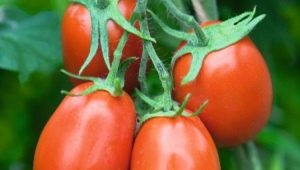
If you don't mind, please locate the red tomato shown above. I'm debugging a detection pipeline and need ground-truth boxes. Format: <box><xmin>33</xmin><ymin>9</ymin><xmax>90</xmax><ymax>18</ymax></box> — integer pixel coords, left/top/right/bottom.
<box><xmin>34</xmin><ymin>83</ymin><xmax>136</xmax><ymax>170</ymax></box>
<box><xmin>131</xmin><ymin>115</ymin><xmax>220</xmax><ymax>170</ymax></box>
<box><xmin>61</xmin><ymin>0</ymin><xmax>142</xmax><ymax>92</ymax></box>
<box><xmin>173</xmin><ymin>21</ymin><xmax>273</xmax><ymax>147</ymax></box>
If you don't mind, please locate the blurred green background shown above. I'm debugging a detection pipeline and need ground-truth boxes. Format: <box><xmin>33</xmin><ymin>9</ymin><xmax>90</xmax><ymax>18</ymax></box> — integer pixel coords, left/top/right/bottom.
<box><xmin>0</xmin><ymin>0</ymin><xmax>299</xmax><ymax>169</ymax></box>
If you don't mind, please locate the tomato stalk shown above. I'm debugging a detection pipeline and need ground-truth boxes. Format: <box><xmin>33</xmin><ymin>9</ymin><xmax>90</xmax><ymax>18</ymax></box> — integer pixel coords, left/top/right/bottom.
<box><xmin>138</xmin><ymin>47</ymin><xmax>149</xmax><ymax>93</ymax></box>
<box><xmin>147</xmin><ymin>9</ymin><xmax>193</xmax><ymax>41</ymax></box>
<box><xmin>191</xmin><ymin>0</ymin><xmax>219</xmax><ymax>22</ymax></box>
<box><xmin>136</xmin><ymin>0</ymin><xmax>173</xmax><ymax>111</ymax></box>
<box><xmin>161</xmin><ymin>0</ymin><xmax>209</xmax><ymax>46</ymax></box>
<box><xmin>105</xmin><ymin>24</ymin><xmax>131</xmax><ymax>94</ymax></box>
<box><xmin>134</xmin><ymin>0</ymin><xmax>149</xmax><ymax>94</ymax></box>
<box><xmin>130</xmin><ymin>0</ymin><xmax>211</xmax><ymax>128</ymax></box>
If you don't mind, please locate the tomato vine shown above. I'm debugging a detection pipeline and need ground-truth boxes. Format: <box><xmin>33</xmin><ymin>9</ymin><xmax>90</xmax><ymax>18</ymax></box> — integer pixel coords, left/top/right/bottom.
<box><xmin>61</xmin><ymin>0</ymin><xmax>267</xmax><ymax>136</ymax></box>
<box><xmin>36</xmin><ymin>0</ymin><xmax>270</xmax><ymax>169</ymax></box>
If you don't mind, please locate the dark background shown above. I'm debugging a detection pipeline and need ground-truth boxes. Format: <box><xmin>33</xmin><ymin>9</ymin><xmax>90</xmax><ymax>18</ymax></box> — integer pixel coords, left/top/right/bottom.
<box><xmin>0</xmin><ymin>0</ymin><xmax>299</xmax><ymax>169</ymax></box>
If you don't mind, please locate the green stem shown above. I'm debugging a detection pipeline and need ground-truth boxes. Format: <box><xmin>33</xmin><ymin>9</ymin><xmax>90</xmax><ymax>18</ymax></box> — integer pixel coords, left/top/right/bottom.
<box><xmin>105</xmin><ymin>2</ymin><xmax>147</xmax><ymax>95</ymax></box>
<box><xmin>246</xmin><ymin>142</ymin><xmax>262</xmax><ymax>170</ymax></box>
<box><xmin>147</xmin><ymin>9</ymin><xmax>193</xmax><ymax>41</ymax></box>
<box><xmin>236</xmin><ymin>146</ymin><xmax>251</xmax><ymax>170</ymax></box>
<box><xmin>135</xmin><ymin>89</ymin><xmax>158</xmax><ymax>107</ymax></box>
<box><xmin>191</xmin><ymin>0</ymin><xmax>219</xmax><ymax>22</ymax></box>
<box><xmin>97</xmin><ymin>0</ymin><xmax>110</xmax><ymax>9</ymax></box>
<box><xmin>137</xmin><ymin>0</ymin><xmax>173</xmax><ymax>111</ymax></box>
<box><xmin>136</xmin><ymin>0</ymin><xmax>149</xmax><ymax>93</ymax></box>
<box><xmin>105</xmin><ymin>31</ymin><xmax>128</xmax><ymax>86</ymax></box>
<box><xmin>105</xmin><ymin>1</ymin><xmax>147</xmax><ymax>87</ymax></box>
<box><xmin>143</xmin><ymin>35</ymin><xmax>172</xmax><ymax>111</ymax></box>
<box><xmin>105</xmin><ymin>12</ymin><xmax>136</xmax><ymax>89</ymax></box>
<box><xmin>113</xmin><ymin>78</ymin><xmax>123</xmax><ymax>96</ymax></box>
<box><xmin>138</xmin><ymin>46</ymin><xmax>149</xmax><ymax>94</ymax></box>
<box><xmin>161</xmin><ymin>0</ymin><xmax>208</xmax><ymax>46</ymax></box>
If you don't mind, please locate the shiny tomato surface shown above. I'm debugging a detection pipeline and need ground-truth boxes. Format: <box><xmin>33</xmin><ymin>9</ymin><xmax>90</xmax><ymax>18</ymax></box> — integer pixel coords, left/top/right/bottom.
<box><xmin>62</xmin><ymin>0</ymin><xmax>142</xmax><ymax>92</ymax></box>
<box><xmin>131</xmin><ymin>115</ymin><xmax>220</xmax><ymax>170</ymax></box>
<box><xmin>173</xmin><ymin>22</ymin><xmax>273</xmax><ymax>147</ymax></box>
<box><xmin>34</xmin><ymin>83</ymin><xmax>136</xmax><ymax>170</ymax></box>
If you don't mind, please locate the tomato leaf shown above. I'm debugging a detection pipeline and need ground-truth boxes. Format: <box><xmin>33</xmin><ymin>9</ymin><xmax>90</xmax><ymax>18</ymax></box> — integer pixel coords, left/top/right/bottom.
<box><xmin>0</xmin><ymin>7</ymin><xmax>62</xmax><ymax>82</ymax></box>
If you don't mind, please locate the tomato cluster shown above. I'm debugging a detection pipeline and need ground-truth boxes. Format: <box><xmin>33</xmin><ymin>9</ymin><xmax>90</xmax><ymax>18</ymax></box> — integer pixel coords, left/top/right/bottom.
<box><xmin>34</xmin><ymin>1</ymin><xmax>272</xmax><ymax>170</ymax></box>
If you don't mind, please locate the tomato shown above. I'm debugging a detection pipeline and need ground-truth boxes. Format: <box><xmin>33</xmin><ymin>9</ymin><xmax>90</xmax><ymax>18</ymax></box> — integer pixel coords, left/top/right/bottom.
<box><xmin>34</xmin><ymin>83</ymin><xmax>136</xmax><ymax>170</ymax></box>
<box><xmin>173</xmin><ymin>21</ymin><xmax>273</xmax><ymax>147</ymax></box>
<box><xmin>131</xmin><ymin>115</ymin><xmax>220</xmax><ymax>170</ymax></box>
<box><xmin>61</xmin><ymin>0</ymin><xmax>142</xmax><ymax>92</ymax></box>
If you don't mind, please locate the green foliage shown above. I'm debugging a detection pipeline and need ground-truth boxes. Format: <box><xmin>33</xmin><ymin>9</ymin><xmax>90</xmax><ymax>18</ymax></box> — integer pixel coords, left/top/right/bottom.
<box><xmin>257</xmin><ymin>127</ymin><xmax>300</xmax><ymax>168</ymax></box>
<box><xmin>0</xmin><ymin>7</ymin><xmax>62</xmax><ymax>82</ymax></box>
<box><xmin>0</xmin><ymin>71</ymin><xmax>70</xmax><ymax>170</ymax></box>
<box><xmin>51</xmin><ymin>0</ymin><xmax>69</xmax><ymax>15</ymax></box>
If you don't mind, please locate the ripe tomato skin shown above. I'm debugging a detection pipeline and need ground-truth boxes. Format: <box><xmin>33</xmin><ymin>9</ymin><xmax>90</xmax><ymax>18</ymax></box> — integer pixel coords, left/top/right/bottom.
<box><xmin>173</xmin><ymin>22</ymin><xmax>273</xmax><ymax>147</ymax></box>
<box><xmin>34</xmin><ymin>83</ymin><xmax>136</xmax><ymax>170</ymax></box>
<box><xmin>61</xmin><ymin>0</ymin><xmax>142</xmax><ymax>92</ymax></box>
<box><xmin>131</xmin><ymin>115</ymin><xmax>220</xmax><ymax>170</ymax></box>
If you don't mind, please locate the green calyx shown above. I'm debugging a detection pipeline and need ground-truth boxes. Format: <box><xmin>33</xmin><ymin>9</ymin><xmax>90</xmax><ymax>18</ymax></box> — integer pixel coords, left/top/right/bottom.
<box><xmin>61</xmin><ymin>54</ymin><xmax>136</xmax><ymax>97</ymax></box>
<box><xmin>61</xmin><ymin>0</ymin><xmax>150</xmax><ymax>98</ymax></box>
<box><xmin>175</xmin><ymin>7</ymin><xmax>265</xmax><ymax>85</ymax></box>
<box><xmin>70</xmin><ymin>0</ymin><xmax>155</xmax><ymax>75</ymax></box>
<box><xmin>149</xmin><ymin>7</ymin><xmax>265</xmax><ymax>85</ymax></box>
<box><xmin>136</xmin><ymin>90</ymin><xmax>208</xmax><ymax>127</ymax></box>
<box><xmin>60</xmin><ymin>69</ymin><xmax>123</xmax><ymax>97</ymax></box>
<box><xmin>61</xmin><ymin>39</ymin><xmax>137</xmax><ymax>97</ymax></box>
